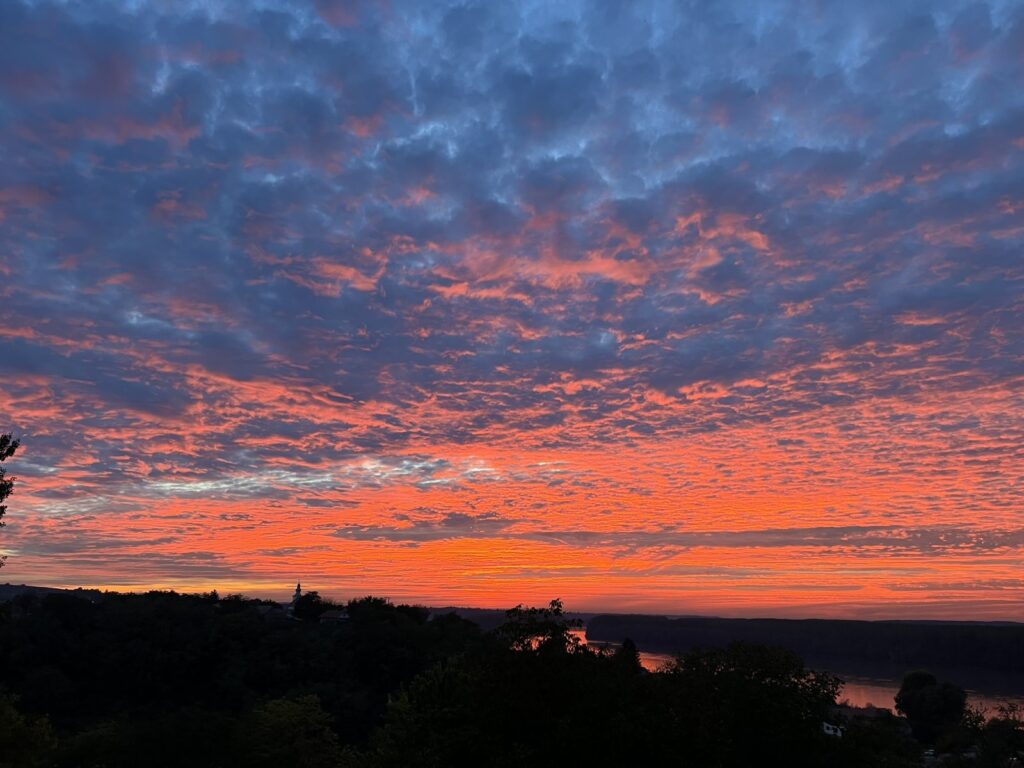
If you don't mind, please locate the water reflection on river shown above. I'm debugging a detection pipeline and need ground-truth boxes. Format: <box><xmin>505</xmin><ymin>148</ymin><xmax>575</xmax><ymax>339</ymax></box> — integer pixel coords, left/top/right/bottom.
<box><xmin>573</xmin><ymin>630</ymin><xmax>1024</xmax><ymax>716</ymax></box>
<box><xmin>834</xmin><ymin>675</ymin><xmax>1024</xmax><ymax>716</ymax></box>
<box><xmin>570</xmin><ymin>630</ymin><xmax>675</xmax><ymax>672</ymax></box>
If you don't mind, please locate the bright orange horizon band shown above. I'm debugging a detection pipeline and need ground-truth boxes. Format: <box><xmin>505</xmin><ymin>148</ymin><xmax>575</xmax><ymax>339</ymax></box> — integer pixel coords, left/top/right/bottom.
<box><xmin>6</xmin><ymin>382</ymin><xmax>1022</xmax><ymax>621</ymax></box>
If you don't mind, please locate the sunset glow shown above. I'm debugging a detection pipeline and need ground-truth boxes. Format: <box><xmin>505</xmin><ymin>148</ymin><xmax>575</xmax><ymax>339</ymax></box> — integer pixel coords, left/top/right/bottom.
<box><xmin>1</xmin><ymin>0</ymin><xmax>1022</xmax><ymax>619</ymax></box>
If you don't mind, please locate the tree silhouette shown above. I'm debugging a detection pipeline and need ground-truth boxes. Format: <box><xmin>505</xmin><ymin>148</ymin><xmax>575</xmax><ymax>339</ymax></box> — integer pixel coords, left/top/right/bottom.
<box><xmin>0</xmin><ymin>433</ymin><xmax>20</xmax><ymax>569</ymax></box>
<box><xmin>0</xmin><ymin>433</ymin><xmax>19</xmax><ymax>525</ymax></box>
<box><xmin>494</xmin><ymin>598</ymin><xmax>582</xmax><ymax>653</ymax></box>
<box><xmin>895</xmin><ymin>670</ymin><xmax>967</xmax><ymax>744</ymax></box>
<box><xmin>244</xmin><ymin>695</ymin><xmax>342</xmax><ymax>767</ymax></box>
<box><xmin>0</xmin><ymin>690</ymin><xmax>55</xmax><ymax>767</ymax></box>
<box><xmin>612</xmin><ymin>637</ymin><xmax>643</xmax><ymax>674</ymax></box>
<box><xmin>292</xmin><ymin>590</ymin><xmax>336</xmax><ymax>621</ymax></box>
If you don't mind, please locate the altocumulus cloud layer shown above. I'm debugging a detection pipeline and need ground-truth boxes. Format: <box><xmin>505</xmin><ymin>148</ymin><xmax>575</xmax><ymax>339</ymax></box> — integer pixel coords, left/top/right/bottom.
<box><xmin>1</xmin><ymin>0</ymin><xmax>1022</xmax><ymax>617</ymax></box>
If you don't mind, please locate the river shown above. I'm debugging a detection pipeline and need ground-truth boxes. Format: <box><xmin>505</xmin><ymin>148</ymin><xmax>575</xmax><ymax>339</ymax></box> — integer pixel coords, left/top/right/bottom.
<box><xmin>571</xmin><ymin>629</ymin><xmax>1024</xmax><ymax>715</ymax></box>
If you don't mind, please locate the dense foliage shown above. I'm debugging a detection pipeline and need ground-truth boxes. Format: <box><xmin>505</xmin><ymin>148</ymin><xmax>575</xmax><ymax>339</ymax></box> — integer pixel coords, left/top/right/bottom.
<box><xmin>0</xmin><ymin>434</ymin><xmax>19</xmax><ymax>571</ymax></box>
<box><xmin>0</xmin><ymin>434</ymin><xmax>18</xmax><ymax>529</ymax></box>
<box><xmin>0</xmin><ymin>591</ymin><xmax>1020</xmax><ymax>767</ymax></box>
<box><xmin>896</xmin><ymin>670</ymin><xmax>969</xmax><ymax>745</ymax></box>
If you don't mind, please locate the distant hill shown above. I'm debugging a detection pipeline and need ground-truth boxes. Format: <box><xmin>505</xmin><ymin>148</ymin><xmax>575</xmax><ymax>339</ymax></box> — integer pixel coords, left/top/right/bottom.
<box><xmin>0</xmin><ymin>583</ymin><xmax>103</xmax><ymax>602</ymax></box>
<box><xmin>587</xmin><ymin>614</ymin><xmax>1024</xmax><ymax>678</ymax></box>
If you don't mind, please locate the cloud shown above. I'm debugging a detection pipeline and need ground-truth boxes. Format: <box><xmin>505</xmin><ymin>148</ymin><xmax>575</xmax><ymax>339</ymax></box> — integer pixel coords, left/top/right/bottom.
<box><xmin>334</xmin><ymin>511</ymin><xmax>522</xmax><ymax>543</ymax></box>
<box><xmin>0</xmin><ymin>0</ymin><xmax>1021</xmax><ymax>615</ymax></box>
<box><xmin>331</xmin><ymin>520</ymin><xmax>1024</xmax><ymax>557</ymax></box>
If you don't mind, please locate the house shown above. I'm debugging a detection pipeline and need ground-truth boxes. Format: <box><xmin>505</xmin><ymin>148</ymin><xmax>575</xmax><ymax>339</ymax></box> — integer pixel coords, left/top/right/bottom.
<box><xmin>822</xmin><ymin>721</ymin><xmax>845</xmax><ymax>738</ymax></box>
<box><xmin>319</xmin><ymin>609</ymin><xmax>349</xmax><ymax>624</ymax></box>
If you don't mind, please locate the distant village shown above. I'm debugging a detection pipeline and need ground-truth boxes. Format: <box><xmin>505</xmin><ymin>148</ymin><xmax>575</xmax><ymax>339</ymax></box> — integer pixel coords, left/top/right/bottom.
<box><xmin>257</xmin><ymin>582</ymin><xmax>349</xmax><ymax>624</ymax></box>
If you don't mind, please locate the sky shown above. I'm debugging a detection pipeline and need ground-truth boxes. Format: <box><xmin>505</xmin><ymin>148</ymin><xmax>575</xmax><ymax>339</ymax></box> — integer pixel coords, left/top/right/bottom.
<box><xmin>0</xmin><ymin>0</ymin><xmax>1022</xmax><ymax>620</ymax></box>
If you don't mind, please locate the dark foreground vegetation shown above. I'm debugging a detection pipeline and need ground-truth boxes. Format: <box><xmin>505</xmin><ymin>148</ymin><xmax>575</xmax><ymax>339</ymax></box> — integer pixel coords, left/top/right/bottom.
<box><xmin>1</xmin><ymin>590</ymin><xmax>1022</xmax><ymax>767</ymax></box>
